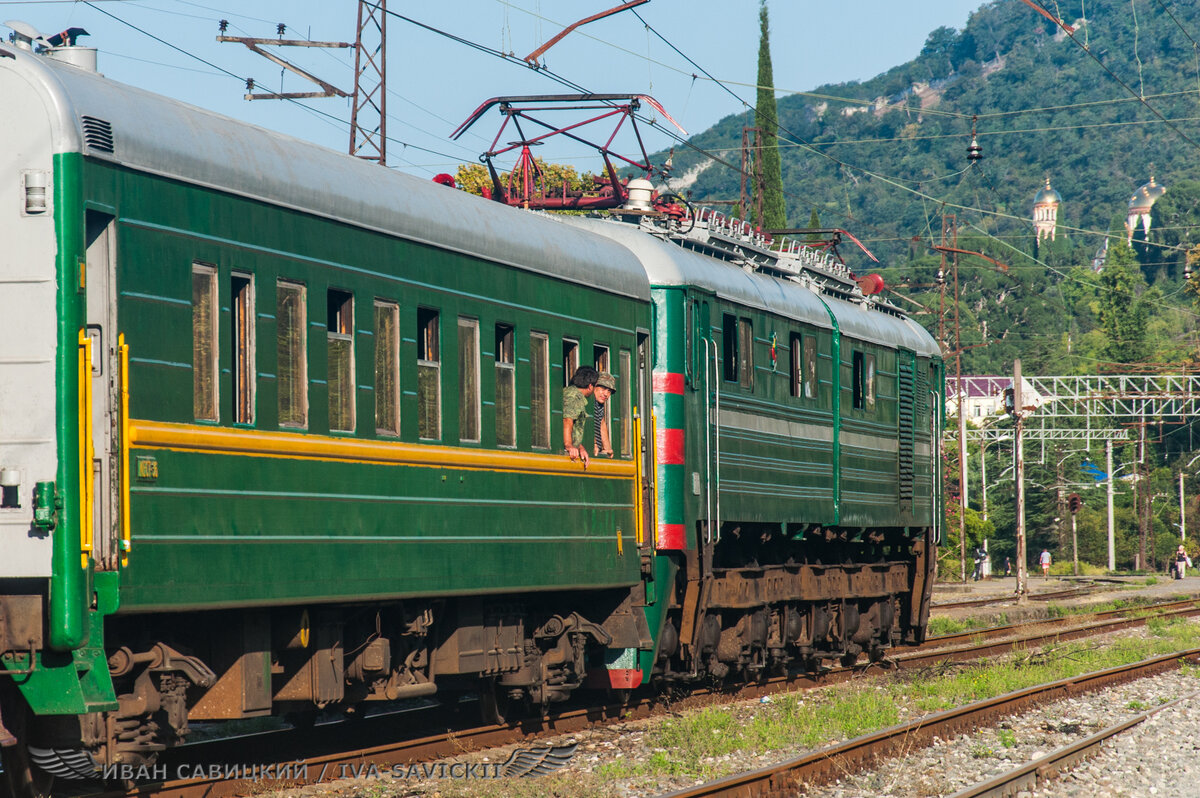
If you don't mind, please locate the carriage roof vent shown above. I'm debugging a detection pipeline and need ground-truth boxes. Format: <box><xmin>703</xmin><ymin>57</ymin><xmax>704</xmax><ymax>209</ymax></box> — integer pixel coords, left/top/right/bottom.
<box><xmin>81</xmin><ymin>116</ymin><xmax>114</xmax><ymax>153</ymax></box>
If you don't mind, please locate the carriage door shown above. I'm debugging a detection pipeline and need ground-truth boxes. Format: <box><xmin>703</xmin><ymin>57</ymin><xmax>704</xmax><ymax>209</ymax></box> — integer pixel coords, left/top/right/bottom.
<box><xmin>685</xmin><ymin>290</ymin><xmax>715</xmax><ymax>545</ymax></box>
<box><xmin>84</xmin><ymin>210</ymin><xmax>120</xmax><ymax>571</ymax></box>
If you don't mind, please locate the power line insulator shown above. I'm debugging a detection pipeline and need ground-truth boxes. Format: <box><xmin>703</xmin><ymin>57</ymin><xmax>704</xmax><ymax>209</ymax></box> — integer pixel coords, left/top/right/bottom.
<box><xmin>966</xmin><ymin>114</ymin><xmax>983</xmax><ymax>162</ymax></box>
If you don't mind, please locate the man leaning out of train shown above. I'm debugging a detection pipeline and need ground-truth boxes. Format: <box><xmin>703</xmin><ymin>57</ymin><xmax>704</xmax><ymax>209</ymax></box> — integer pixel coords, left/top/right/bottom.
<box><xmin>563</xmin><ymin>366</ymin><xmax>599</xmax><ymax>467</ymax></box>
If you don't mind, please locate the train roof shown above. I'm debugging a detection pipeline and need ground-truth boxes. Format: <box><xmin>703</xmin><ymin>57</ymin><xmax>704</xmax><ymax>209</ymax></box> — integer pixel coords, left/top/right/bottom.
<box><xmin>1</xmin><ymin>48</ymin><xmax>650</xmax><ymax>301</ymax></box>
<box><xmin>559</xmin><ymin>216</ymin><xmax>941</xmax><ymax>358</ymax></box>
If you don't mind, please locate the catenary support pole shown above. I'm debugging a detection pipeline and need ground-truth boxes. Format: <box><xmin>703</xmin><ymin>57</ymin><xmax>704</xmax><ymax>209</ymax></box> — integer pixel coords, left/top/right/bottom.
<box><xmin>1015</xmin><ymin>359</ymin><xmax>1027</xmax><ymax>600</ymax></box>
<box><xmin>1107</xmin><ymin>439</ymin><xmax>1115</xmax><ymax>571</ymax></box>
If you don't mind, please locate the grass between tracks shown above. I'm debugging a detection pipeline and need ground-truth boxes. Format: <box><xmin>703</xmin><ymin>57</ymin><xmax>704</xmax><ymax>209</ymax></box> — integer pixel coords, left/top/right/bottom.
<box><xmin>313</xmin><ymin>617</ymin><xmax>1200</xmax><ymax>798</ymax></box>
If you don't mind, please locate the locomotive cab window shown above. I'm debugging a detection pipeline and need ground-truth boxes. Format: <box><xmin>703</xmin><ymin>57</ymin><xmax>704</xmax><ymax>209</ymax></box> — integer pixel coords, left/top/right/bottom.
<box><xmin>458</xmin><ymin>317</ymin><xmax>481</xmax><ymax>443</ymax></box>
<box><xmin>722</xmin><ymin>314</ymin><xmax>737</xmax><ymax>382</ymax></box>
<box><xmin>852</xmin><ymin>350</ymin><xmax>875</xmax><ymax>411</ymax></box>
<box><xmin>231</xmin><ymin>273</ymin><xmax>255</xmax><ymax>425</ymax></box>
<box><xmin>789</xmin><ymin>333</ymin><xmax>802</xmax><ymax>398</ymax></box>
<box><xmin>737</xmin><ymin>318</ymin><xmax>754</xmax><ymax>389</ymax></box>
<box><xmin>852</xmin><ymin>350</ymin><xmax>864</xmax><ymax>410</ymax></box>
<box><xmin>531</xmin><ymin>332</ymin><xmax>550</xmax><ymax>449</ymax></box>
<box><xmin>327</xmin><ymin>290</ymin><xmax>355</xmax><ymax>433</ymax></box>
<box><xmin>865</xmin><ymin>353</ymin><xmax>876</xmax><ymax>410</ymax></box>
<box><xmin>417</xmin><ymin>307</ymin><xmax>441</xmax><ymax>440</ymax></box>
<box><xmin>192</xmin><ymin>263</ymin><xmax>218</xmax><ymax>422</ymax></box>
<box><xmin>495</xmin><ymin>324</ymin><xmax>516</xmax><ymax>448</ymax></box>
<box><xmin>374</xmin><ymin>300</ymin><xmax>400</xmax><ymax>436</ymax></box>
<box><xmin>803</xmin><ymin>336</ymin><xmax>818</xmax><ymax>399</ymax></box>
<box><xmin>277</xmin><ymin>280</ymin><xmax>308</xmax><ymax>427</ymax></box>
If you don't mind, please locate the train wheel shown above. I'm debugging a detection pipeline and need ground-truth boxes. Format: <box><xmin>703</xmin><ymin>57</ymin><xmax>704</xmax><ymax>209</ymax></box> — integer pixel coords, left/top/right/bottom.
<box><xmin>0</xmin><ymin>685</ymin><xmax>52</xmax><ymax>798</ymax></box>
<box><xmin>478</xmin><ymin>678</ymin><xmax>519</xmax><ymax>726</ymax></box>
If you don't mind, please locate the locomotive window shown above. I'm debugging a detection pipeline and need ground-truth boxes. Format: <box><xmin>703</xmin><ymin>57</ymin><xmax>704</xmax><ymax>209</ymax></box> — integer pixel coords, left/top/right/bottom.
<box><xmin>619</xmin><ymin>349</ymin><xmax>632</xmax><ymax>457</ymax></box>
<box><xmin>865</xmin><ymin>353</ymin><xmax>876</xmax><ymax>411</ymax></box>
<box><xmin>852</xmin><ymin>350</ymin><xmax>865</xmax><ymax>410</ymax></box>
<box><xmin>374</xmin><ymin>300</ymin><xmax>400</xmax><ymax>436</ymax></box>
<box><xmin>458</xmin><ymin>317</ymin><xmax>481</xmax><ymax>443</ymax></box>
<box><xmin>495</xmin><ymin>324</ymin><xmax>516</xmax><ymax>448</ymax></box>
<box><xmin>327</xmin><ymin>290</ymin><xmax>355</xmax><ymax>433</ymax></box>
<box><xmin>803</xmin><ymin>337</ymin><xmax>818</xmax><ymax>399</ymax></box>
<box><xmin>277</xmin><ymin>281</ymin><xmax>308</xmax><ymax>427</ymax></box>
<box><xmin>530</xmin><ymin>332</ymin><xmax>550</xmax><ymax>449</ymax></box>
<box><xmin>738</xmin><ymin>318</ymin><xmax>754</xmax><ymax>390</ymax></box>
<box><xmin>417</xmin><ymin>307</ymin><xmax>441</xmax><ymax>440</ymax></box>
<box><xmin>192</xmin><ymin>264</ymin><xmax>218</xmax><ymax>422</ymax></box>
<box><xmin>789</xmin><ymin>333</ymin><xmax>802</xmax><ymax>398</ymax></box>
<box><xmin>562</xmin><ymin>338</ymin><xmax>579</xmax><ymax>386</ymax></box>
<box><xmin>231</xmin><ymin>273</ymin><xmax>255</xmax><ymax>425</ymax></box>
<box><xmin>722</xmin><ymin>314</ymin><xmax>737</xmax><ymax>382</ymax></box>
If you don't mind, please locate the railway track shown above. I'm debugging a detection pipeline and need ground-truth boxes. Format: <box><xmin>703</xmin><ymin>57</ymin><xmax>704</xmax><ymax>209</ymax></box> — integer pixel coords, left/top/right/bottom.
<box><xmin>664</xmin><ymin>649</ymin><xmax>1200</xmax><ymax>798</ymax></box>
<box><xmin>932</xmin><ymin>582</ymin><xmax>1104</xmax><ymax>610</ymax></box>
<box><xmin>946</xmin><ymin>688</ymin><xmax>1200</xmax><ymax>798</ymax></box>
<box><xmin>93</xmin><ymin>598</ymin><xmax>1200</xmax><ymax>798</ymax></box>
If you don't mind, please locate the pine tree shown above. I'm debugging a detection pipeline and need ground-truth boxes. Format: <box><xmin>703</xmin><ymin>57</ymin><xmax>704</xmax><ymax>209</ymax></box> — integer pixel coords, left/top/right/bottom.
<box><xmin>806</xmin><ymin>208</ymin><xmax>821</xmax><ymax>242</ymax></box>
<box><xmin>755</xmin><ymin>1</ymin><xmax>787</xmax><ymax>230</ymax></box>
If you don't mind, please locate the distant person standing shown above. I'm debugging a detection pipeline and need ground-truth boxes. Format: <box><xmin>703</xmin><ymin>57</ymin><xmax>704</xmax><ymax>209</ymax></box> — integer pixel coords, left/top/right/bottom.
<box><xmin>1039</xmin><ymin>549</ymin><xmax>1052</xmax><ymax>578</ymax></box>
<box><xmin>972</xmin><ymin>545</ymin><xmax>986</xmax><ymax>581</ymax></box>
<box><xmin>1004</xmin><ymin>557</ymin><xmax>1012</xmax><ymax>577</ymax></box>
<box><xmin>1174</xmin><ymin>544</ymin><xmax>1191</xmax><ymax>579</ymax></box>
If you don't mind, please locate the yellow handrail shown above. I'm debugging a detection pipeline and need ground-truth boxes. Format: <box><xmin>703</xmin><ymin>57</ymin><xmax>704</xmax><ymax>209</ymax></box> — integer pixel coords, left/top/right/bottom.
<box><xmin>119</xmin><ymin>334</ymin><xmax>131</xmax><ymax>567</ymax></box>
<box><xmin>78</xmin><ymin>330</ymin><xmax>94</xmax><ymax>569</ymax></box>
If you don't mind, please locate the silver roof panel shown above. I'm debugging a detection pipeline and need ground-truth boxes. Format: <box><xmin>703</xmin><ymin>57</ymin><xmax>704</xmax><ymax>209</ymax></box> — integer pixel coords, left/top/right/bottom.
<box><xmin>2</xmin><ymin>49</ymin><xmax>649</xmax><ymax>301</ymax></box>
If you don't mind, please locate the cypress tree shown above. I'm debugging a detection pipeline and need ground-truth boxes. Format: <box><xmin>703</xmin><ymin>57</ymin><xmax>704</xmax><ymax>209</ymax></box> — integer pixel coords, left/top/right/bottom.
<box><xmin>756</xmin><ymin>1</ymin><xmax>787</xmax><ymax>230</ymax></box>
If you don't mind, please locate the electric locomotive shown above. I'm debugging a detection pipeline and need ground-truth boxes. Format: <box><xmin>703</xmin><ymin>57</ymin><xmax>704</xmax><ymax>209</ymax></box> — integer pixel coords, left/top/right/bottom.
<box><xmin>0</xmin><ymin>33</ymin><xmax>940</xmax><ymax>797</ymax></box>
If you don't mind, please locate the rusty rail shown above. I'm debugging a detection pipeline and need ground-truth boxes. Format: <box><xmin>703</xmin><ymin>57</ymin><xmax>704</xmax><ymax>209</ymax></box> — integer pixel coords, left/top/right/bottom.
<box><xmin>664</xmin><ymin>650</ymin><xmax>1200</xmax><ymax>798</ymax></box>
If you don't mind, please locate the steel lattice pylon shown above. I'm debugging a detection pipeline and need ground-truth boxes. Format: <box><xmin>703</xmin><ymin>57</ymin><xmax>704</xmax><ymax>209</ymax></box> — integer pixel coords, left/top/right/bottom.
<box><xmin>954</xmin><ymin>374</ymin><xmax>1200</xmax><ymax>444</ymax></box>
<box><xmin>350</xmin><ymin>0</ymin><xmax>386</xmax><ymax>165</ymax></box>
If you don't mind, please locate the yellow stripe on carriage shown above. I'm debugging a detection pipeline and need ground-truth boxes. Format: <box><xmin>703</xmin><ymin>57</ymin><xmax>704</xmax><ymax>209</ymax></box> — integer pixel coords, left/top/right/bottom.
<box><xmin>128</xmin><ymin>420</ymin><xmax>637</xmax><ymax>479</ymax></box>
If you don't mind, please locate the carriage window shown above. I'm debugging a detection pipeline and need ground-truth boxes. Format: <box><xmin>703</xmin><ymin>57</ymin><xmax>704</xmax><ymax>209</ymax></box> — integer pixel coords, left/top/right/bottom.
<box><xmin>593</xmin><ymin>344</ymin><xmax>610</xmax><ymax>374</ymax></box>
<box><xmin>277</xmin><ymin>281</ymin><xmax>307</xmax><ymax>427</ymax></box>
<box><xmin>722</xmin><ymin>314</ymin><xmax>737</xmax><ymax>382</ymax></box>
<box><xmin>192</xmin><ymin>264</ymin><xmax>218</xmax><ymax>422</ymax></box>
<box><xmin>738</xmin><ymin>318</ymin><xmax>754</xmax><ymax>389</ymax></box>
<box><xmin>620</xmin><ymin>349</ymin><xmax>632</xmax><ymax>457</ymax></box>
<box><xmin>327</xmin><ymin>290</ymin><xmax>355</xmax><ymax>433</ymax></box>
<box><xmin>804</xmin><ymin>337</ymin><xmax>818</xmax><ymax>399</ymax></box>
<box><xmin>458</xmin><ymin>317</ymin><xmax>480</xmax><ymax>443</ymax></box>
<box><xmin>232</xmin><ymin>274</ymin><xmax>255</xmax><ymax>425</ymax></box>
<box><xmin>562</xmin><ymin>338</ymin><xmax>579</xmax><ymax>386</ymax></box>
<box><xmin>495</xmin><ymin>324</ymin><xmax>516</xmax><ymax>448</ymax></box>
<box><xmin>417</xmin><ymin>308</ymin><xmax>441</xmax><ymax>440</ymax></box>
<box><xmin>374</xmin><ymin>300</ymin><xmax>400</xmax><ymax>435</ymax></box>
<box><xmin>789</xmin><ymin>333</ymin><xmax>802</xmax><ymax>398</ymax></box>
<box><xmin>531</xmin><ymin>332</ymin><xmax>550</xmax><ymax>449</ymax></box>
<box><xmin>852</xmin><ymin>350</ymin><xmax>865</xmax><ymax>410</ymax></box>
<box><xmin>865</xmin><ymin>353</ymin><xmax>876</xmax><ymax>411</ymax></box>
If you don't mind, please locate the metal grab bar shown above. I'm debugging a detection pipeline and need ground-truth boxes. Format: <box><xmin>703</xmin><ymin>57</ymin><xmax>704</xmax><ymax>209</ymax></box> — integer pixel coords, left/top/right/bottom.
<box><xmin>119</xmin><ymin>334</ymin><xmax>131</xmax><ymax>567</ymax></box>
<box><xmin>77</xmin><ymin>330</ymin><xmax>94</xmax><ymax>569</ymax></box>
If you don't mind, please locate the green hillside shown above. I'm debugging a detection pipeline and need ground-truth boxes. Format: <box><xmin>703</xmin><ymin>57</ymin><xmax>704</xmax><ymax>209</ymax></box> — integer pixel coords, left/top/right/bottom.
<box><xmin>669</xmin><ymin>0</ymin><xmax>1200</xmax><ymax>376</ymax></box>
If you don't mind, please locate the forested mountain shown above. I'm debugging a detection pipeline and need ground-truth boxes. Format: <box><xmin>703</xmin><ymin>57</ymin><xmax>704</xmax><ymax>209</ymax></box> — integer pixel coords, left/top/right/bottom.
<box><xmin>669</xmin><ymin>0</ymin><xmax>1200</xmax><ymax>376</ymax></box>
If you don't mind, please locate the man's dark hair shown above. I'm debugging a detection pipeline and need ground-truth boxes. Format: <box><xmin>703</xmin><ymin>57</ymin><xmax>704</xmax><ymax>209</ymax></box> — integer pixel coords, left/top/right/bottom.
<box><xmin>569</xmin><ymin>366</ymin><xmax>599</xmax><ymax>389</ymax></box>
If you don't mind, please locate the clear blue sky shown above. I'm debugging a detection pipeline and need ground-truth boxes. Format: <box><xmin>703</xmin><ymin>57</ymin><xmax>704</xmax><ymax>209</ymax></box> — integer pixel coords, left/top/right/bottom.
<box><xmin>2</xmin><ymin>0</ymin><xmax>984</xmax><ymax>177</ymax></box>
